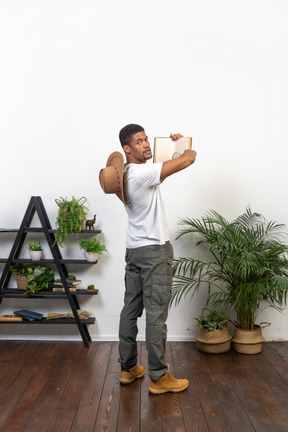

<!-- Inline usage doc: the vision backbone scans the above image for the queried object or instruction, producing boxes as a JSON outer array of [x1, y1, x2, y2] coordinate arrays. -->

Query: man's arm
[[160, 133, 197, 182]]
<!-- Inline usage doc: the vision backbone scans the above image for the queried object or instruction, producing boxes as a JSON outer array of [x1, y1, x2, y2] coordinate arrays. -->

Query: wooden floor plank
[[223, 350, 288, 431], [46, 342, 98, 432], [184, 342, 233, 431], [116, 341, 143, 432], [140, 341, 163, 432], [0, 341, 41, 400], [2, 341, 70, 432], [154, 343, 187, 432], [23, 342, 83, 432], [0, 341, 288, 432], [93, 339, 123, 432], [172, 342, 209, 432], [0, 342, 55, 432], [253, 346, 288, 414], [266, 341, 288, 366], [71, 342, 113, 432], [93, 372, 121, 432], [203, 351, 255, 432], [117, 379, 141, 432], [262, 343, 288, 384], [0, 340, 30, 398]]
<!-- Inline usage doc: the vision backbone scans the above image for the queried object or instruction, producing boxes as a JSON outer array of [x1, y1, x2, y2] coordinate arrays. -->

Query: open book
[[153, 137, 192, 163]]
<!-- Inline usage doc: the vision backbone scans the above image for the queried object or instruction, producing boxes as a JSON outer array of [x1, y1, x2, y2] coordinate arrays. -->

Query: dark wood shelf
[[0, 317, 95, 325], [11, 258, 98, 265], [1, 259, 98, 265], [0, 228, 102, 234], [0, 288, 99, 299]]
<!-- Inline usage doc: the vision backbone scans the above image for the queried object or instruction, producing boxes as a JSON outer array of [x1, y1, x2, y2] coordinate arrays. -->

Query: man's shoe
[[148, 371, 189, 394], [120, 364, 145, 385]]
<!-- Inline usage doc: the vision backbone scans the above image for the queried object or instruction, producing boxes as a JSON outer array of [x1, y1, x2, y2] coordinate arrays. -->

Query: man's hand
[[169, 133, 183, 141], [160, 134, 197, 182]]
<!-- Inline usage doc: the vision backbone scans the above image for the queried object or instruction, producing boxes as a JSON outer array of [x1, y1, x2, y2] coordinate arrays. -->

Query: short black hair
[[119, 124, 144, 147]]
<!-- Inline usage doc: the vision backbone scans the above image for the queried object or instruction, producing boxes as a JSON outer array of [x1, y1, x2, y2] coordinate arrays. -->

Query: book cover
[[153, 136, 192, 163], [54, 278, 82, 286], [0, 314, 22, 322], [53, 287, 77, 292], [14, 309, 43, 320]]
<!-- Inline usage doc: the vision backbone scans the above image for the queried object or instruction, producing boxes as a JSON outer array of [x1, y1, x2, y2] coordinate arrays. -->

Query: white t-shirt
[[123, 162, 170, 248]]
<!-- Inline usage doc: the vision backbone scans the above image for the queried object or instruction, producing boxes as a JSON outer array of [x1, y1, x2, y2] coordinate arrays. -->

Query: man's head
[[119, 124, 152, 164], [119, 124, 144, 148]]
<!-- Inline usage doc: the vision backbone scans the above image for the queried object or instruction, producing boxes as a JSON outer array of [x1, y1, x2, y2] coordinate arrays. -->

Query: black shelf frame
[[0, 196, 101, 347]]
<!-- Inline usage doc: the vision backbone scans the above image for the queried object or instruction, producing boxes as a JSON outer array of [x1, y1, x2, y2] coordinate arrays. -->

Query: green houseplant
[[195, 309, 229, 331], [194, 309, 232, 353], [171, 208, 288, 353], [54, 196, 89, 247], [10, 264, 30, 291], [11, 264, 55, 297], [27, 240, 43, 260], [78, 238, 107, 262]]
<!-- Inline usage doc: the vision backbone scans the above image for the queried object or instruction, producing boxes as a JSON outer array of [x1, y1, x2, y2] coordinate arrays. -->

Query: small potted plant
[[194, 309, 232, 353], [78, 238, 107, 262], [10, 264, 29, 291], [10, 263, 55, 296], [54, 196, 89, 247], [27, 240, 43, 260], [25, 265, 55, 297]]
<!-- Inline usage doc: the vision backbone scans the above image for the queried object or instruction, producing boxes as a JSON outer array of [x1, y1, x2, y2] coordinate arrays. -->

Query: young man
[[118, 124, 197, 394]]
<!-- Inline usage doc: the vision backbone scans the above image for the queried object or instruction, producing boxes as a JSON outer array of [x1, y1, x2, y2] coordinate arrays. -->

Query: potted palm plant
[[78, 238, 107, 262], [171, 207, 288, 354]]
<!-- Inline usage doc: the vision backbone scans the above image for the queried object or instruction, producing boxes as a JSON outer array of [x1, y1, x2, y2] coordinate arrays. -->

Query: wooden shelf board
[[11, 259, 98, 265], [0, 288, 99, 298], [0, 228, 102, 234], [0, 317, 95, 325]]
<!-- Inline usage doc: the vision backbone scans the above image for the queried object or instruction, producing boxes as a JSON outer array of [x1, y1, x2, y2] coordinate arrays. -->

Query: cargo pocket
[[151, 274, 172, 309]]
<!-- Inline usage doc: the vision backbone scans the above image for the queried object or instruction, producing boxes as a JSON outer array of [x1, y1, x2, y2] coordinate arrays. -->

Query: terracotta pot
[[232, 325, 265, 354], [15, 275, 28, 291], [195, 327, 232, 354]]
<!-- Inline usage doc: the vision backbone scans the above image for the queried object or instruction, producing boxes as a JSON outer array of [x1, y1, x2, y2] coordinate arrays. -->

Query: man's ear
[[123, 145, 130, 154]]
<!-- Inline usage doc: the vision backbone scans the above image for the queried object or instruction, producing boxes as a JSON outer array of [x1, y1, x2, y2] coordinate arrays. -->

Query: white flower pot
[[29, 250, 43, 260], [85, 252, 99, 262]]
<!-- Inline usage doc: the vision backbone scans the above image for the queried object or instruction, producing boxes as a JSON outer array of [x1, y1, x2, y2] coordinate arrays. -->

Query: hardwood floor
[[0, 340, 288, 431]]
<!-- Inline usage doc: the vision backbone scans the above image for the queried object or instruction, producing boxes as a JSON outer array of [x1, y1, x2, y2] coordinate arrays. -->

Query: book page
[[153, 137, 192, 163]]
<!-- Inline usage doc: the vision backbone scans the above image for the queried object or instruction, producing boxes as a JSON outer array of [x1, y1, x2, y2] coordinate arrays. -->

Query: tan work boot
[[148, 371, 189, 394], [120, 364, 145, 385]]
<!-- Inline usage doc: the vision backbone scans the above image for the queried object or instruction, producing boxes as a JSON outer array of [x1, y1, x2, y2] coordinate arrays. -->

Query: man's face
[[123, 131, 152, 164]]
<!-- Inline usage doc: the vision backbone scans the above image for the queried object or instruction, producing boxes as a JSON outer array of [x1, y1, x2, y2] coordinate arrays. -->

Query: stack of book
[[13, 309, 43, 321], [52, 278, 82, 292]]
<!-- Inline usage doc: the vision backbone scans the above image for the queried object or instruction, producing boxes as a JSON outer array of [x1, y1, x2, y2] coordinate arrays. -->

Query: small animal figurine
[[86, 215, 96, 230]]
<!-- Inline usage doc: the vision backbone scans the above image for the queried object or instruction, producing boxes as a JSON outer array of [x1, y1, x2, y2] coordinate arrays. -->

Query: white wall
[[0, 0, 288, 342]]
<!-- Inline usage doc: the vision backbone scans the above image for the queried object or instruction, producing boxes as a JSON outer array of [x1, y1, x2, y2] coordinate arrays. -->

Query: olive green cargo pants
[[119, 241, 173, 381]]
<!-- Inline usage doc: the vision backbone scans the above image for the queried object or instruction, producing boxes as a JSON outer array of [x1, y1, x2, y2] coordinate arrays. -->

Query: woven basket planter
[[195, 327, 232, 354], [15, 275, 28, 291], [232, 325, 266, 354]]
